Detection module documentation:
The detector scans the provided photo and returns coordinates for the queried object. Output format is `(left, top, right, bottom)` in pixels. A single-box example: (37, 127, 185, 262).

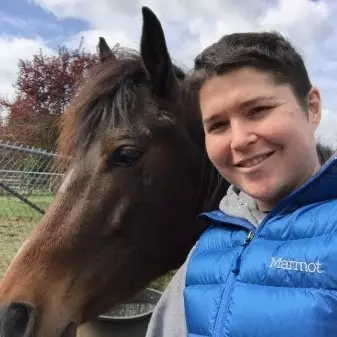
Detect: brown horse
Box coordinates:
(0, 6, 334, 337)
(0, 7, 229, 337)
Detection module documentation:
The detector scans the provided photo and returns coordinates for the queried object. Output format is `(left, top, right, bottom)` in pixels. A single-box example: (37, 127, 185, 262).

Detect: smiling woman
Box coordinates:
(199, 66, 321, 210)
(144, 30, 337, 337)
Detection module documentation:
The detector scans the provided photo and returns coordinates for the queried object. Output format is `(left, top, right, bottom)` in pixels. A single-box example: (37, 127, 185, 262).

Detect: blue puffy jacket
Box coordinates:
(184, 155, 337, 337)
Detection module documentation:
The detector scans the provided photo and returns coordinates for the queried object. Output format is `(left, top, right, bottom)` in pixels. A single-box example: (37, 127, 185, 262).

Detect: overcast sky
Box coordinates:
(1, 0, 337, 147)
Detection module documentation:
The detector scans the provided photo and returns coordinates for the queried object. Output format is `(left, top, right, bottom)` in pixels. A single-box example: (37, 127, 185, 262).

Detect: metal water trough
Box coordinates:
(92, 288, 162, 337)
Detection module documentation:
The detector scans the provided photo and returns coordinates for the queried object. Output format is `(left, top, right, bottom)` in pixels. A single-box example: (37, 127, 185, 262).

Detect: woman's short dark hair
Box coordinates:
(189, 32, 312, 109)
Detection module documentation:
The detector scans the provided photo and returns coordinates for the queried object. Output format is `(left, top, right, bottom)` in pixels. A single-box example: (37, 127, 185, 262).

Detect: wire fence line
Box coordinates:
(0, 140, 64, 277)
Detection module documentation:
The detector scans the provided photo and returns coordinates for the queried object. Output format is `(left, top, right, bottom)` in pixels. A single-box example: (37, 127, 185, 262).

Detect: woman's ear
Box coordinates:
(308, 87, 321, 128)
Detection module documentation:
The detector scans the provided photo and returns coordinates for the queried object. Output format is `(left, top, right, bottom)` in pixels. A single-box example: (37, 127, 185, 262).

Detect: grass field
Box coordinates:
(0, 195, 53, 219)
(0, 217, 37, 276)
(0, 195, 52, 277)
(0, 195, 173, 290)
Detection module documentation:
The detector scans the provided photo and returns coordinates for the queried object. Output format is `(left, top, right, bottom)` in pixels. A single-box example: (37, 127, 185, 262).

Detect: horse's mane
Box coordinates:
(57, 48, 186, 169)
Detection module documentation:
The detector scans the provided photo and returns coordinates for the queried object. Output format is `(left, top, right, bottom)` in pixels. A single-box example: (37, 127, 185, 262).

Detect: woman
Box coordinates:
(146, 31, 337, 337)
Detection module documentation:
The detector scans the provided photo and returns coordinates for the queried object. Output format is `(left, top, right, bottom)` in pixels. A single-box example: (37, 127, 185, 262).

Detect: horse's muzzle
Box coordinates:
(0, 302, 36, 337)
(0, 302, 77, 337)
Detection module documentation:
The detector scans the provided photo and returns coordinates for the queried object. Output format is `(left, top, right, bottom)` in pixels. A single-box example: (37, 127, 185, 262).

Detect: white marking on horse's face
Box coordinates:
(58, 168, 74, 194)
(10, 169, 75, 266)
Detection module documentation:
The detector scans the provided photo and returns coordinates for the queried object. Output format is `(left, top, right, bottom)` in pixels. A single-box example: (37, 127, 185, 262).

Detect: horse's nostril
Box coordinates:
(0, 302, 36, 337)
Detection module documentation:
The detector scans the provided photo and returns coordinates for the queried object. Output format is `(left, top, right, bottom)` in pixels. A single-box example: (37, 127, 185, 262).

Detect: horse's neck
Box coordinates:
(316, 142, 335, 164)
(196, 150, 230, 213)
(183, 118, 229, 213)
(182, 101, 230, 213)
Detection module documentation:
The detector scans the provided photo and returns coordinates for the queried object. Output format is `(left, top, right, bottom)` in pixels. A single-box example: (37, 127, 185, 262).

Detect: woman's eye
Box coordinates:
(208, 121, 228, 133)
(250, 106, 272, 116)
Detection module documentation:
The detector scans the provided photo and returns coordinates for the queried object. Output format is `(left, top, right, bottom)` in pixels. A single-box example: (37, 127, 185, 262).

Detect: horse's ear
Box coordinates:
(140, 7, 178, 97)
(97, 37, 116, 62)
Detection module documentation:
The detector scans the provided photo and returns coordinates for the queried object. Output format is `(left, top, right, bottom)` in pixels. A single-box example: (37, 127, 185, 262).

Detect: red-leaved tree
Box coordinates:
(0, 40, 98, 150)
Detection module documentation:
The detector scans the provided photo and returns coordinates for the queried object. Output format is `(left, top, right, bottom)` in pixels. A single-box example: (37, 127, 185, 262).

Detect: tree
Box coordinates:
(0, 40, 98, 150)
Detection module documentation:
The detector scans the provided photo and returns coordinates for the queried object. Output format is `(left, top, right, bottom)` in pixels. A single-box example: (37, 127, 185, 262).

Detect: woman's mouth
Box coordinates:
(235, 151, 275, 169)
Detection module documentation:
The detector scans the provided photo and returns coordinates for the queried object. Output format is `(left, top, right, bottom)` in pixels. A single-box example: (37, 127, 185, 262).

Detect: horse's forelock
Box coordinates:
(57, 51, 183, 167)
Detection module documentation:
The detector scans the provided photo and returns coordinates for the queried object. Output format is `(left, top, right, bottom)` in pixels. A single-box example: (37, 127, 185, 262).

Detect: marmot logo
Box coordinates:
(269, 257, 323, 273)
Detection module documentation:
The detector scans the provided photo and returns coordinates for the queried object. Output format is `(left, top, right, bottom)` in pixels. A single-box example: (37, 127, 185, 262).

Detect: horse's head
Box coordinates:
(0, 7, 221, 337)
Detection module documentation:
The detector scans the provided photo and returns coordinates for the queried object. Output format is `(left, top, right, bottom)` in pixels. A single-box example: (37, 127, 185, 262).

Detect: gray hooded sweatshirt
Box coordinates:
(145, 185, 267, 337)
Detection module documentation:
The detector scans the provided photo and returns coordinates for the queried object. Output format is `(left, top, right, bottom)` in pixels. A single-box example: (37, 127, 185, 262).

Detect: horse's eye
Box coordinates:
(107, 146, 143, 167)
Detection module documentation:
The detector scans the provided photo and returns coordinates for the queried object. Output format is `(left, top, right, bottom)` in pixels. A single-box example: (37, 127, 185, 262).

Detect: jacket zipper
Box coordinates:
(212, 207, 281, 337)
(232, 230, 255, 275)
(214, 229, 255, 337)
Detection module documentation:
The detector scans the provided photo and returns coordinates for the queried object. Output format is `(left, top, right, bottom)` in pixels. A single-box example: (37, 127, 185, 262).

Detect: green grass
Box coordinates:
(0, 195, 53, 277)
(0, 195, 53, 219)
(0, 216, 38, 277)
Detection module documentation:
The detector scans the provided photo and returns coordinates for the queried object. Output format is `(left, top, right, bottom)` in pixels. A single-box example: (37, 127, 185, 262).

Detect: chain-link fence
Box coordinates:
(0, 140, 63, 277)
